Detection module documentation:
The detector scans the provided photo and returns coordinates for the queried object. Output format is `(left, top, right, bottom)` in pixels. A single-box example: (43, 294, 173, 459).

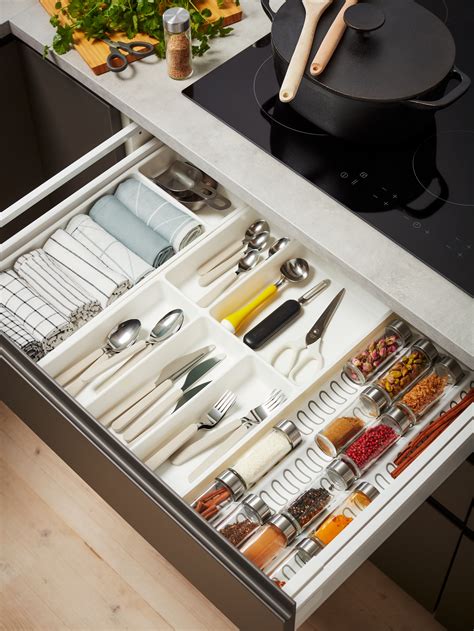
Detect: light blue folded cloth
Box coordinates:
(89, 195, 174, 268)
(115, 178, 203, 251)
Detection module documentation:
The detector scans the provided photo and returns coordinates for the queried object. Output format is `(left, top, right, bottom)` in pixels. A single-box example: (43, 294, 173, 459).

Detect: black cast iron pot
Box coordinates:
(261, 0, 471, 143)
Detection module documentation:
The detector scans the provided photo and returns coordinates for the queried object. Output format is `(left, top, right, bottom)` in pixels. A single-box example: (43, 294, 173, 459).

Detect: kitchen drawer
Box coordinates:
(1, 128, 473, 631)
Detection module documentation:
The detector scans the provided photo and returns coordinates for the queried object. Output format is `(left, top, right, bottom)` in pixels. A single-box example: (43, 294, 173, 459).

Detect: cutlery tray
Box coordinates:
(2, 137, 472, 630)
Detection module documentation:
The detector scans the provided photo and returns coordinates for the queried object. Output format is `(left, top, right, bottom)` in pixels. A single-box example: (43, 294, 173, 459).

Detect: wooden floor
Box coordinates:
(1, 402, 444, 631)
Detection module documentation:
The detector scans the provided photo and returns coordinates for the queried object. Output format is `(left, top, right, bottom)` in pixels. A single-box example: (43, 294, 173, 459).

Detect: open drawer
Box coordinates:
(1, 128, 473, 630)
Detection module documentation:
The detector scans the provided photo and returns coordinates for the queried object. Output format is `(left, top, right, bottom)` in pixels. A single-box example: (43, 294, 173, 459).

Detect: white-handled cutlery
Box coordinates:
(144, 390, 237, 470)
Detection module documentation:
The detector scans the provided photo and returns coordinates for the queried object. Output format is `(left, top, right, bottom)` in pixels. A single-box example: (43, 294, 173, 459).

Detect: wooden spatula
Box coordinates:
(310, 0, 358, 76)
(279, 0, 333, 103)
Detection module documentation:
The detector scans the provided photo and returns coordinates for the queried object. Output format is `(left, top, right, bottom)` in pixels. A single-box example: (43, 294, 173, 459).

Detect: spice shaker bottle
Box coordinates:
(315, 401, 375, 458)
(163, 8, 193, 80)
(343, 320, 412, 385)
(192, 420, 301, 520)
(359, 339, 438, 417)
(266, 538, 324, 587)
(267, 482, 379, 586)
(309, 481, 379, 546)
(241, 467, 354, 570)
(332, 408, 412, 478)
(215, 494, 272, 548)
(396, 356, 464, 423)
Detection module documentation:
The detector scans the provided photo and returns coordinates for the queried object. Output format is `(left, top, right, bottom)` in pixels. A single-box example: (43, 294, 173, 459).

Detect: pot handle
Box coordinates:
(406, 67, 471, 110)
(261, 0, 276, 22)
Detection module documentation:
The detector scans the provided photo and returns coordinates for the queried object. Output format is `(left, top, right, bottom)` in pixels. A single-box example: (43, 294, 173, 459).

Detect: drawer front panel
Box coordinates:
(1, 335, 295, 631)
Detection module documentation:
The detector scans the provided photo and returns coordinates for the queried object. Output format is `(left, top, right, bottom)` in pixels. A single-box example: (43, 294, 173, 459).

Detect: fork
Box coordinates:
(144, 390, 237, 471)
(187, 389, 287, 481)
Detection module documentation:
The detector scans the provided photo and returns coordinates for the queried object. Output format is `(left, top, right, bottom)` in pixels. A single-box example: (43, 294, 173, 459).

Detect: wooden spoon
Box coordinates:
(310, 0, 358, 76)
(279, 0, 333, 103)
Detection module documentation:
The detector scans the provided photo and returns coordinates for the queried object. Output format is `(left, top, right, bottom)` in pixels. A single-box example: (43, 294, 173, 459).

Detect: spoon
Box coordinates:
(197, 219, 270, 276)
(221, 258, 310, 334)
(61, 320, 142, 395)
(198, 251, 261, 308)
(198, 231, 270, 287)
(266, 237, 290, 259)
(95, 309, 185, 389)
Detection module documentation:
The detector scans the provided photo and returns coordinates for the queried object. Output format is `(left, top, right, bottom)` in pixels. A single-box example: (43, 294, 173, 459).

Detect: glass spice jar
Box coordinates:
(266, 538, 324, 587)
(163, 8, 193, 80)
(240, 514, 300, 571)
(343, 319, 412, 385)
(267, 482, 379, 586)
(333, 408, 412, 477)
(192, 420, 301, 521)
(396, 356, 463, 423)
(240, 467, 356, 570)
(315, 400, 375, 458)
(214, 494, 272, 548)
(359, 339, 438, 417)
(310, 481, 379, 546)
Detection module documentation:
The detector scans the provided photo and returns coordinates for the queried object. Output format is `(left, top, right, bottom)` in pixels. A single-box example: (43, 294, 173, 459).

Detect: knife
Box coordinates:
(97, 344, 215, 427)
(120, 354, 225, 442)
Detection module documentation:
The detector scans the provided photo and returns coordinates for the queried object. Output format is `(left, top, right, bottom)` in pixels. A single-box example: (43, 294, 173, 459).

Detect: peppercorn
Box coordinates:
(286, 488, 332, 527)
(345, 424, 398, 470)
(220, 520, 258, 546)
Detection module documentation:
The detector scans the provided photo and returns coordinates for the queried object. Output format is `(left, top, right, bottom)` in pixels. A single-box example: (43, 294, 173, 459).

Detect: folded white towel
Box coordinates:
(66, 214, 153, 285)
(0, 270, 73, 351)
(0, 305, 45, 361)
(14, 249, 102, 328)
(43, 229, 132, 308)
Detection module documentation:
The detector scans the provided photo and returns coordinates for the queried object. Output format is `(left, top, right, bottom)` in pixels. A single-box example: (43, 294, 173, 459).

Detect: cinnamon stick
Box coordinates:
(390, 389, 473, 478)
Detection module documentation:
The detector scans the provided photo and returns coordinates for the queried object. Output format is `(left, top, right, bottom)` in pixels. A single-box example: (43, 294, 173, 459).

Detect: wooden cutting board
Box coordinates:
(40, 0, 243, 76)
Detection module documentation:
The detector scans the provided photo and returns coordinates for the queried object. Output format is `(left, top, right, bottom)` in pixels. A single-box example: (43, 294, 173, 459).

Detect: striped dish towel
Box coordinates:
(66, 214, 154, 285)
(0, 270, 73, 351)
(115, 178, 203, 251)
(89, 195, 174, 268)
(43, 229, 132, 308)
(0, 305, 45, 361)
(14, 249, 102, 328)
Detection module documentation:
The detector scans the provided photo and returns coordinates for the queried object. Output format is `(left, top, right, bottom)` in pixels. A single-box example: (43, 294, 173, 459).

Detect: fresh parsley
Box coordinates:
(46, 0, 235, 60)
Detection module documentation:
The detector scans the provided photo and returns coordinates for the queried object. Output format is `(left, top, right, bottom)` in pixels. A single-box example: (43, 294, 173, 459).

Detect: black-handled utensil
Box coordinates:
(243, 279, 330, 349)
(103, 37, 155, 73)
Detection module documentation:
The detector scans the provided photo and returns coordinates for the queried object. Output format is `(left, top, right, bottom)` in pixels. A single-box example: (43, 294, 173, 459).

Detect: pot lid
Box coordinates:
(271, 0, 456, 102)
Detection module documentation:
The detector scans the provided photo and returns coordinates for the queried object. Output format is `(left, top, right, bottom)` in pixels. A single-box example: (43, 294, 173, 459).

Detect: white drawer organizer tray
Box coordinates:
(2, 123, 473, 630)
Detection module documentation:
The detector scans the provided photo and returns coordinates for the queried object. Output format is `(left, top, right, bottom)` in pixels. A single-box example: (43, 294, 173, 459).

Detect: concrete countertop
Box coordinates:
(2, 1, 473, 367)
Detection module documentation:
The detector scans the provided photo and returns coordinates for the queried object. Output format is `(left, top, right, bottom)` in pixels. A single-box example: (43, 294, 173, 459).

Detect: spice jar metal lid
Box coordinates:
(359, 385, 390, 416)
(412, 338, 438, 363)
(354, 481, 380, 502)
(217, 469, 246, 498)
(163, 7, 190, 33)
(275, 419, 302, 449)
(296, 537, 324, 557)
(326, 458, 357, 490)
(268, 513, 299, 543)
(242, 493, 273, 522)
(380, 406, 412, 434)
(436, 355, 464, 384)
(386, 319, 412, 344)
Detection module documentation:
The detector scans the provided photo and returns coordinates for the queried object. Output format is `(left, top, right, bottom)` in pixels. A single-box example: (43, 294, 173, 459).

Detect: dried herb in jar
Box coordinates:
(286, 488, 332, 528)
(220, 520, 258, 546)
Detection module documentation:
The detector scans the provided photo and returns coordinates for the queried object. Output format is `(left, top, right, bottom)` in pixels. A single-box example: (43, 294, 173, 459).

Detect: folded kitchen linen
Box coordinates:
(115, 178, 203, 251)
(66, 214, 154, 285)
(14, 249, 102, 328)
(89, 195, 174, 268)
(43, 229, 131, 308)
(0, 270, 73, 351)
(0, 305, 45, 361)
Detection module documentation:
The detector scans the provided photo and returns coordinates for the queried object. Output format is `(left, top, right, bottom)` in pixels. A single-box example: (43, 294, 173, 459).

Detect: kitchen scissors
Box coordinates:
(271, 288, 345, 384)
(103, 37, 155, 73)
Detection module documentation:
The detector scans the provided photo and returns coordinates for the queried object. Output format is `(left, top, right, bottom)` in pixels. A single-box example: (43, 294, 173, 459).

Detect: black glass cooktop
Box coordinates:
(183, 0, 474, 296)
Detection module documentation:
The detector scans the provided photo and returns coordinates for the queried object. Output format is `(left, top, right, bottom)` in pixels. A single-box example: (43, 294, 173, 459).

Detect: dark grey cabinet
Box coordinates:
(0, 35, 125, 240)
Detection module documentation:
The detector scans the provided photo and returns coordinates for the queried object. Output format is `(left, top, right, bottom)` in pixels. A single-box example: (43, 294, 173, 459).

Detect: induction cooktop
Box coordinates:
(183, 0, 474, 296)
